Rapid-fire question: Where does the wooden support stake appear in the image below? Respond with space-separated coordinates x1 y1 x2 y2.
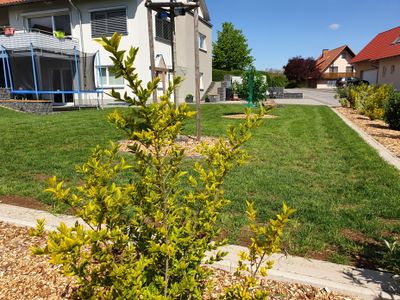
147 3 158 103
170 5 178 106
193 6 201 141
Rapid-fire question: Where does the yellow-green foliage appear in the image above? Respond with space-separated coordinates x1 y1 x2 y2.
30 33 276 299
364 84 395 120
342 84 395 120
222 202 295 299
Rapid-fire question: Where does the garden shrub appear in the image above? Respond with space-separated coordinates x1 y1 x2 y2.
265 73 288 88
222 202 295 299
363 84 395 120
382 238 400 275
31 33 293 299
236 68 268 104
384 92 400 130
338 84 395 120
336 87 350 107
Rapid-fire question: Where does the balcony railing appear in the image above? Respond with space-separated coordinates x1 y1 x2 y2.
322 72 356 80
0 29 79 52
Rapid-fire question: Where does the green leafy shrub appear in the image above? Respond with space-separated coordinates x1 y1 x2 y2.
236 68 268 104
339 84 395 120
363 84 395 120
336 87 350 107
382 238 400 275
222 202 295 299
31 33 292 299
265 73 288 88
384 92 400 130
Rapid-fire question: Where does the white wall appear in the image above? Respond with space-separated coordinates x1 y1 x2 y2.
5 0 212 105
378 56 400 91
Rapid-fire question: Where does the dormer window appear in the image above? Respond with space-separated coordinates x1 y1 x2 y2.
393 36 400 45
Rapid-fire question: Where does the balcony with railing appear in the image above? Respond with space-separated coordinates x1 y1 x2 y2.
0 29 79 53
322 72 356 80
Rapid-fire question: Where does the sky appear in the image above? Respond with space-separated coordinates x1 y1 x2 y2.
206 0 400 70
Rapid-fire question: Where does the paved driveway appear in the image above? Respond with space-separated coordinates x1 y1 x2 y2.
274 88 340 107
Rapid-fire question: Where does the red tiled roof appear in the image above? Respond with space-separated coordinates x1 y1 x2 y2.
352 26 400 63
0 0 42 6
316 45 355 72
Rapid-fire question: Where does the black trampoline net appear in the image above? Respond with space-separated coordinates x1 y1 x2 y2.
0 60 5 88
5 48 97 96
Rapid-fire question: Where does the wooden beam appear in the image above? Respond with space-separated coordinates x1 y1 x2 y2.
147 5 158 103
170 5 178 106
145 2 198 9
193 6 201 141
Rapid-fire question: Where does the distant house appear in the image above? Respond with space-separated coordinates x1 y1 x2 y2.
351 26 400 91
315 45 356 89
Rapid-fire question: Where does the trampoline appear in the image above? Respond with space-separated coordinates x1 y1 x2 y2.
0 45 104 106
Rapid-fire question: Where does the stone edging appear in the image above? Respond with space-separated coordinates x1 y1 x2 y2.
0 100 52 103
331 108 400 171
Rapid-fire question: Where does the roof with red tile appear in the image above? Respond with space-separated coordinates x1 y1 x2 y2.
352 26 400 63
0 0 43 6
316 45 355 72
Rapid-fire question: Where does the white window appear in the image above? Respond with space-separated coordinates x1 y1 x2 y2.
200 73 204 91
199 34 207 51
98 66 124 88
28 14 71 35
329 66 338 73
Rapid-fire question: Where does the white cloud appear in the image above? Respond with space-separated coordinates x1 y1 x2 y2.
329 23 340 30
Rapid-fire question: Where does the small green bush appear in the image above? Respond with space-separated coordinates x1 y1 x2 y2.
336 87 350 107
363 84 395 120
382 238 400 275
384 92 400 130
266 73 288 88
236 68 268 104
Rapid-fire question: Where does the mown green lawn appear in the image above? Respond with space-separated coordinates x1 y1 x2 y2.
1 104 399 269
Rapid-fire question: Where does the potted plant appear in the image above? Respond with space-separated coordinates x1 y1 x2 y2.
3 26 15 36
185 93 194 103
54 31 66 39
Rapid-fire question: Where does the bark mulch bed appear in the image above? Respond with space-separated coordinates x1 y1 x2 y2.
335 107 400 158
223 113 278 120
0 221 357 299
119 135 221 157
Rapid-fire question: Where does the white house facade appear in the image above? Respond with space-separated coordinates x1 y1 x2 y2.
0 0 212 106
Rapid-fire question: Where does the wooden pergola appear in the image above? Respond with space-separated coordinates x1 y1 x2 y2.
145 0 202 140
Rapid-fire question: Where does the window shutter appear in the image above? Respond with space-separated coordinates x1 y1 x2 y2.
155 15 172 42
91 9 127 38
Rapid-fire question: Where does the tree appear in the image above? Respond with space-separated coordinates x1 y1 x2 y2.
283 56 320 86
213 22 254 71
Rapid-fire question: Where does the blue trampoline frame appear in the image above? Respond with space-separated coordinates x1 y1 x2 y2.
0 45 104 101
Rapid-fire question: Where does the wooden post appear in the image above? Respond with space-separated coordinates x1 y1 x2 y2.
193 6 201 141
170 5 178 106
146 2 157 103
